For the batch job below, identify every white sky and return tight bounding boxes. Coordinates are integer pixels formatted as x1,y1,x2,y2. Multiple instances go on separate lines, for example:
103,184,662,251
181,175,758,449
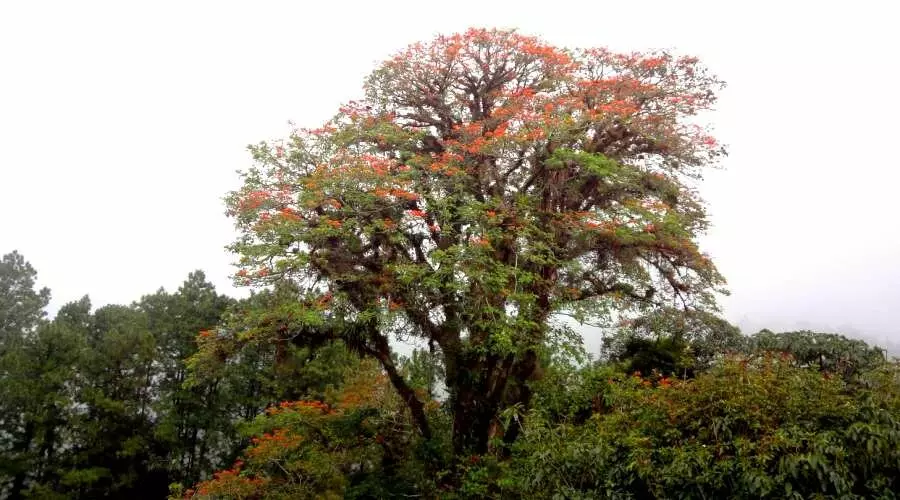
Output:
1,1,898,346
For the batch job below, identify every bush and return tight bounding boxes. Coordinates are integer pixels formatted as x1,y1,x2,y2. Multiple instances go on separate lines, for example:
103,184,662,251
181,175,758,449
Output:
498,356,900,499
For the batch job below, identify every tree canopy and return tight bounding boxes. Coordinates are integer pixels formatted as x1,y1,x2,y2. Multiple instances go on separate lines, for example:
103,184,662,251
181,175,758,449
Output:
226,27,727,455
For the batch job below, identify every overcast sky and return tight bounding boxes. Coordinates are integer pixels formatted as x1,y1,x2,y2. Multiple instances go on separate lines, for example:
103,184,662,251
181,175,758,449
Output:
1,1,898,347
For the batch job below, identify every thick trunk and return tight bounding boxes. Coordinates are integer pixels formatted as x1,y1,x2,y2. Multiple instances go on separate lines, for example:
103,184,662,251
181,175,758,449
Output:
451,394,496,455
447,348,542,456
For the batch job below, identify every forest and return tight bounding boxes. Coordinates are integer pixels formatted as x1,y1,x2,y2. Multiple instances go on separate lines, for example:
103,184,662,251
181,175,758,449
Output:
2,28,899,499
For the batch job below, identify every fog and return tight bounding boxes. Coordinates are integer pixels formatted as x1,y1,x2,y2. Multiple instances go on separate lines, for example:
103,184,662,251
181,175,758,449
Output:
1,0,897,351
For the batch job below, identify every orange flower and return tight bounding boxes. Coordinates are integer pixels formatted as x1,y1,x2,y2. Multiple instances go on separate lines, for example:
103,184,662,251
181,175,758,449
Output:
279,207,302,221
390,188,419,201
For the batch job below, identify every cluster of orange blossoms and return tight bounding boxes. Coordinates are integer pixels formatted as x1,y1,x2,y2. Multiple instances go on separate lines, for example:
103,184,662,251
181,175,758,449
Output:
279,207,301,221
238,190,270,211
247,428,303,460
266,400,332,415
629,371,675,388
185,463,267,499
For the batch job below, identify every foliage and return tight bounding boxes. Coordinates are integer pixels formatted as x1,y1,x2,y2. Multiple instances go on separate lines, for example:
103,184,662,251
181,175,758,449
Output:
746,329,886,380
191,337,900,499
528,358,622,425
140,272,236,485
0,252,60,499
225,27,727,456
496,355,900,499
183,359,443,500
64,303,167,498
0,255,250,499
0,319,83,499
603,307,744,377
0,251,50,349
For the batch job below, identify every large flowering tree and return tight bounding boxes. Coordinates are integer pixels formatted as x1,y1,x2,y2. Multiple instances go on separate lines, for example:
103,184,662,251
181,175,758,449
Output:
225,28,726,454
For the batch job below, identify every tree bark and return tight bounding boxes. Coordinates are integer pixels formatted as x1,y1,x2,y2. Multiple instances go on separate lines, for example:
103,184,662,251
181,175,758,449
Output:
447,351,522,455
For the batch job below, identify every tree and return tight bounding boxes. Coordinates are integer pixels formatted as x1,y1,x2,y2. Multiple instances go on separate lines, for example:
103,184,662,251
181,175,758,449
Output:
176,281,363,494
61,304,167,499
746,329,886,380
140,272,235,485
234,28,726,457
604,307,744,376
0,318,83,500
0,251,56,499
0,260,366,498
0,251,50,351
183,358,440,500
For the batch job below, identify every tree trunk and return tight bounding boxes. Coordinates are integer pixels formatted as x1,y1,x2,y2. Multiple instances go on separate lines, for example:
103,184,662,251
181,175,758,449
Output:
450,386,496,455
447,349,541,456
448,352,506,455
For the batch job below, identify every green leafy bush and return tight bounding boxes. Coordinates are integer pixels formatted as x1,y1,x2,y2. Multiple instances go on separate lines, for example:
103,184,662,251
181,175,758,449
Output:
497,356,900,499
